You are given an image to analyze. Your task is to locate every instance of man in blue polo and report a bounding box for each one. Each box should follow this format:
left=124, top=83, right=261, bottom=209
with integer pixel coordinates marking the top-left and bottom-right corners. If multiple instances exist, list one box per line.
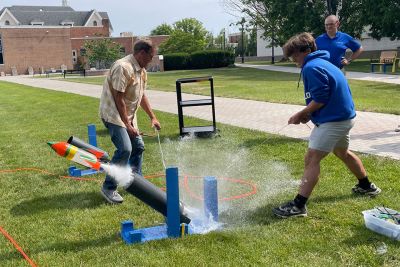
left=316, top=15, right=363, bottom=69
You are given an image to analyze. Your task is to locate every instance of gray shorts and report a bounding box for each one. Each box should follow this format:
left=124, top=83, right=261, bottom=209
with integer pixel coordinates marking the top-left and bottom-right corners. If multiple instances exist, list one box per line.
left=309, top=119, right=355, bottom=152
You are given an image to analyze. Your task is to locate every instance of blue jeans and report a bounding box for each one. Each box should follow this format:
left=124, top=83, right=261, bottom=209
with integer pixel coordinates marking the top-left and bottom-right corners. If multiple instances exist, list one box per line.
left=102, top=121, right=145, bottom=190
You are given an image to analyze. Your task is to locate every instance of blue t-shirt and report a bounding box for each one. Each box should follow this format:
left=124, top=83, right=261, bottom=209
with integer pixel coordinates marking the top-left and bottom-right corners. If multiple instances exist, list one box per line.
left=315, top=31, right=361, bottom=69
left=302, top=50, right=356, bottom=125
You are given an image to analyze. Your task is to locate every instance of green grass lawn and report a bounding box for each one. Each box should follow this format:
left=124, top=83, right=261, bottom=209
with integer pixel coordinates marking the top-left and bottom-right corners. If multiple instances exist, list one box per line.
left=1, top=81, right=400, bottom=266
left=66, top=67, right=400, bottom=115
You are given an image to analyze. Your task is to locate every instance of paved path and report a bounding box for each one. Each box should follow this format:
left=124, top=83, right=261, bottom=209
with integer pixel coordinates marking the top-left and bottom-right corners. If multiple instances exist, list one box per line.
left=1, top=74, right=399, bottom=160
left=236, top=63, right=400, bottom=85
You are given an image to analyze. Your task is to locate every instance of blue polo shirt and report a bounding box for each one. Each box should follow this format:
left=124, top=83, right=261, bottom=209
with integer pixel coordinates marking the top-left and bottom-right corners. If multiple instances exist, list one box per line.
left=315, top=31, right=361, bottom=69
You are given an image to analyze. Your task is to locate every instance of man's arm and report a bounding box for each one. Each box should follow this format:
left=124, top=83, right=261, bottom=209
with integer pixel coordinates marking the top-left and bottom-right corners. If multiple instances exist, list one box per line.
left=111, top=89, right=139, bottom=136
left=140, top=94, right=161, bottom=130
left=288, top=100, right=324, bottom=125
left=351, top=46, right=363, bottom=61
left=342, top=46, right=363, bottom=66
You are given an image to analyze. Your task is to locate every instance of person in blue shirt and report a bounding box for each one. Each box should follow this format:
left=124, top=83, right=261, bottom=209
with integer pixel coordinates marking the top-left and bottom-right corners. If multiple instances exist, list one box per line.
left=316, top=15, right=363, bottom=69
left=272, top=32, right=381, bottom=218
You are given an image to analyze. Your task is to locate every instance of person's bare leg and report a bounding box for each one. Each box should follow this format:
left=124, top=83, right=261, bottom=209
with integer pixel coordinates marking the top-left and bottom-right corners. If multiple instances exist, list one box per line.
left=333, top=147, right=366, bottom=179
left=298, top=148, right=329, bottom=197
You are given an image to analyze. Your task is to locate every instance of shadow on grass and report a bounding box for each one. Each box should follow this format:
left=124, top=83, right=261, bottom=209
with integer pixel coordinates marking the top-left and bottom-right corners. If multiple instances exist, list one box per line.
left=221, top=202, right=284, bottom=226
left=311, top=193, right=357, bottom=204
left=342, top=223, right=400, bottom=262
left=0, top=232, right=120, bottom=262
left=10, top=192, right=103, bottom=216
left=222, top=193, right=362, bottom=227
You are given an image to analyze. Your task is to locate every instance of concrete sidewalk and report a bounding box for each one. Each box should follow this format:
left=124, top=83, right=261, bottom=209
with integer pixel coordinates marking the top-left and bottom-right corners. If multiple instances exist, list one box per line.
left=236, top=63, right=400, bottom=85
left=1, top=75, right=399, bottom=160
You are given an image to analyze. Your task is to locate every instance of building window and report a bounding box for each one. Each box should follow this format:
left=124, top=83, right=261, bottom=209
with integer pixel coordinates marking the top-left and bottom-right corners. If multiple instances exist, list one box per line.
left=80, top=48, right=86, bottom=56
left=0, top=34, right=4, bottom=64
left=72, top=50, right=77, bottom=64
left=61, top=21, right=74, bottom=26
left=93, top=21, right=98, bottom=26
left=30, top=22, right=44, bottom=26
left=5, top=20, right=10, bottom=25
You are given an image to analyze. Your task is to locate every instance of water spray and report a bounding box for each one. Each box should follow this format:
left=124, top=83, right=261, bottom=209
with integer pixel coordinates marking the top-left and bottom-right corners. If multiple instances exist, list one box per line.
left=155, top=129, right=167, bottom=170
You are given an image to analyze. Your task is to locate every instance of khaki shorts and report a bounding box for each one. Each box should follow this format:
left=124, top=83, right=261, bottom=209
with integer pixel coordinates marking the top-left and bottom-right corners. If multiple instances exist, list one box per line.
left=309, top=119, right=355, bottom=152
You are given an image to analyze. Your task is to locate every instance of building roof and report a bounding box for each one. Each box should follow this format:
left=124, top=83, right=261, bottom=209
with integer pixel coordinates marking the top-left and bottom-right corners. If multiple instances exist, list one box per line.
left=7, top=5, right=75, bottom=12
left=0, top=5, right=110, bottom=26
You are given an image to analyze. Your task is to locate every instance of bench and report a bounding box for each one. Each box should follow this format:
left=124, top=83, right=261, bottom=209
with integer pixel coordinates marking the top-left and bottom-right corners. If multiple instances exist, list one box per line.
left=63, top=69, right=86, bottom=78
left=45, top=68, right=63, bottom=78
left=370, top=51, right=398, bottom=73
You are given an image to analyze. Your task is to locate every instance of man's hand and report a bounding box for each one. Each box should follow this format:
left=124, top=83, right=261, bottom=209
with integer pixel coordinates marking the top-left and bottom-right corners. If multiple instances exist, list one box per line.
left=341, top=57, right=351, bottom=66
left=288, top=111, right=310, bottom=125
left=151, top=118, right=161, bottom=130
left=126, top=123, right=140, bottom=137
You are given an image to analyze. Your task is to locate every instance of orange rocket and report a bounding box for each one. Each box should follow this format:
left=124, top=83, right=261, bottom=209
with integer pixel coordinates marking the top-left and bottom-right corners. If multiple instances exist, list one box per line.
left=47, top=142, right=101, bottom=170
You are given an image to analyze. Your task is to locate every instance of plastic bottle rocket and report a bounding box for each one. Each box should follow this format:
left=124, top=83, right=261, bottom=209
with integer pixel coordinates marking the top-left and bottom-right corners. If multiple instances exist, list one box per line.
left=47, top=142, right=101, bottom=170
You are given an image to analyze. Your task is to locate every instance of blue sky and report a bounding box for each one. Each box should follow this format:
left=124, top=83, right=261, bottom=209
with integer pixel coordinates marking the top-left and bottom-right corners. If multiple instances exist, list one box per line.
left=1, top=0, right=242, bottom=36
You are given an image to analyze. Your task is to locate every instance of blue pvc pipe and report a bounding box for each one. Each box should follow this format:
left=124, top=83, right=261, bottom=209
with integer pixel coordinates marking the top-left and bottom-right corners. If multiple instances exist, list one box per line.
left=204, top=176, right=218, bottom=221
left=166, top=167, right=181, bottom=237
left=88, top=124, right=97, bottom=147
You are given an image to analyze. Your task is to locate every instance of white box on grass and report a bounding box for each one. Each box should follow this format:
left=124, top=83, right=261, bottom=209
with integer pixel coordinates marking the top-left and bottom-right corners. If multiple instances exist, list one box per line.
left=362, top=208, right=400, bottom=241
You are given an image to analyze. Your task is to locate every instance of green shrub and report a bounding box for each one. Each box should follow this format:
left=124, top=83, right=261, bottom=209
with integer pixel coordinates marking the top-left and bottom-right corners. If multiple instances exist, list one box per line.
left=163, top=50, right=235, bottom=70
left=163, top=53, right=190, bottom=70
left=190, top=50, right=235, bottom=69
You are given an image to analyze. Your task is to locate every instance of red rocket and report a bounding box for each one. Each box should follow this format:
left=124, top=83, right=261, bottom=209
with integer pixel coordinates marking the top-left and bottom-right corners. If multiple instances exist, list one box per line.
left=48, top=142, right=101, bottom=170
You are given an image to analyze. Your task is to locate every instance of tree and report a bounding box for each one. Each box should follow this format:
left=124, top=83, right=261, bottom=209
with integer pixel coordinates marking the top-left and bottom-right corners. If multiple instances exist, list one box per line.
left=158, top=18, right=209, bottom=54
left=361, top=0, right=400, bottom=40
left=214, top=29, right=227, bottom=50
left=205, top=31, right=215, bottom=49
left=247, top=27, right=257, bottom=56
left=223, top=0, right=400, bottom=47
left=150, top=23, right=173, bottom=36
left=83, top=38, right=122, bottom=69
left=224, top=0, right=326, bottom=46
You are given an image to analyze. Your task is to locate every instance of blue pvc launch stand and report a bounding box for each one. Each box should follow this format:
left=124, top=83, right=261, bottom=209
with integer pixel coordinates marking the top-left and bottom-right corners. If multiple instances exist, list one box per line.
left=68, top=124, right=104, bottom=177
left=204, top=176, right=218, bottom=221
left=166, top=167, right=181, bottom=238
left=120, top=166, right=188, bottom=244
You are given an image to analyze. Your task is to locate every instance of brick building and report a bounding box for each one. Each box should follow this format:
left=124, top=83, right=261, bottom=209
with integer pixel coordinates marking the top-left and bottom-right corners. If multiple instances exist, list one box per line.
left=0, top=4, right=168, bottom=75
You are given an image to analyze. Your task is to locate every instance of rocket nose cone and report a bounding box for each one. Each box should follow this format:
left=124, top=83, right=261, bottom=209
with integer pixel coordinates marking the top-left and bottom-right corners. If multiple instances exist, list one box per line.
left=47, top=142, right=56, bottom=147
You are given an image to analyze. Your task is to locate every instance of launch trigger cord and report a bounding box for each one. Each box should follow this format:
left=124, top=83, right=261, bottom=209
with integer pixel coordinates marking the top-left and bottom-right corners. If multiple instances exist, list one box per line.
left=0, top=226, right=37, bottom=267
left=155, top=129, right=167, bottom=170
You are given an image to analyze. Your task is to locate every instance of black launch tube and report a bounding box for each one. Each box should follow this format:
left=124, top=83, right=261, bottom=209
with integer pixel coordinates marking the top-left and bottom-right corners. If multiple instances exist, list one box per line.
left=125, top=173, right=191, bottom=224
left=67, top=136, right=111, bottom=162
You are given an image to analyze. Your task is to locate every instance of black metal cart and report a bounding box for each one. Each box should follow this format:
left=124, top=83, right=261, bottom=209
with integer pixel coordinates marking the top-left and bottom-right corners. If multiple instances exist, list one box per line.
left=176, top=76, right=217, bottom=136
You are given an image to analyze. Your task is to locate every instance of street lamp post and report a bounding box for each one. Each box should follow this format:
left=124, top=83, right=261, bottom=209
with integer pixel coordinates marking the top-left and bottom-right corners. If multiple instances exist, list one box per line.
left=223, top=29, right=226, bottom=50
left=230, top=18, right=246, bottom=64
left=239, top=17, right=246, bottom=64
left=271, top=27, right=275, bottom=64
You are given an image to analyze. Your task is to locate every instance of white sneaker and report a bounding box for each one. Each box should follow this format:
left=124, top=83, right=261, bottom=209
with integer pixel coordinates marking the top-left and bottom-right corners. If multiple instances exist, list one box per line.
left=101, top=188, right=123, bottom=204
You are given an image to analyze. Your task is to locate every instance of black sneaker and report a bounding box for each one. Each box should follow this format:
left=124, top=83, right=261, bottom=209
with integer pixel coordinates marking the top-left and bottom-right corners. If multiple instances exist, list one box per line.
left=272, top=201, right=307, bottom=218
left=352, top=183, right=381, bottom=196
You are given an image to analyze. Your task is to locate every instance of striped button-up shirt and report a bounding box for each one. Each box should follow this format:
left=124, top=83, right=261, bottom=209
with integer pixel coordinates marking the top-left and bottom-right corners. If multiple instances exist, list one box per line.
left=99, top=54, right=147, bottom=130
